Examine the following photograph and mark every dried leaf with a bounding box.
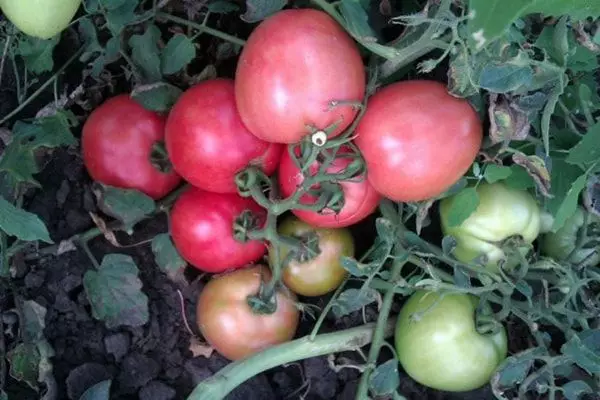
[56,240,77,255]
[415,199,434,234]
[512,153,552,197]
[189,336,214,358]
[88,212,121,247]
[488,94,530,144]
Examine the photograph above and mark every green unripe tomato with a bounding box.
[439,182,541,272]
[540,206,600,267]
[0,0,81,39]
[395,290,508,392]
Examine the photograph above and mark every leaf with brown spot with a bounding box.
[488,94,530,145]
[511,152,552,197]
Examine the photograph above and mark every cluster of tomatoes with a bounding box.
[79,8,509,393]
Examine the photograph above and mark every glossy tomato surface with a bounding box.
[278,146,381,228]
[0,0,81,39]
[165,78,283,193]
[269,216,354,296]
[170,187,267,273]
[355,80,483,202]
[395,290,508,392]
[81,95,181,200]
[196,265,299,360]
[235,9,366,144]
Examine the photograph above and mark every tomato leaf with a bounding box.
[369,359,400,396]
[131,82,182,113]
[566,122,600,167]
[83,254,149,329]
[478,64,533,93]
[0,196,52,243]
[94,185,155,229]
[540,76,566,156]
[241,0,287,23]
[128,24,162,82]
[79,380,112,400]
[161,34,196,75]
[484,164,513,183]
[505,165,535,190]
[511,153,552,198]
[331,287,378,318]
[7,343,40,389]
[562,380,594,400]
[560,329,600,376]
[551,172,588,233]
[151,234,187,282]
[78,17,103,63]
[453,266,471,288]
[492,347,547,389]
[104,0,139,35]
[207,1,240,13]
[16,36,59,74]
[443,187,480,228]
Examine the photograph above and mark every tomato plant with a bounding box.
[169,187,267,273]
[0,0,81,39]
[354,80,482,202]
[395,290,508,392]
[81,94,182,200]
[278,146,380,228]
[165,79,283,193]
[269,216,354,296]
[439,182,541,272]
[196,265,299,360]
[234,9,366,144]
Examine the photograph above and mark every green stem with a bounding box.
[355,250,407,399]
[186,319,396,400]
[0,47,85,126]
[156,12,246,47]
[80,240,100,269]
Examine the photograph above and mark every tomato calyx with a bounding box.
[149,141,173,173]
[233,209,265,243]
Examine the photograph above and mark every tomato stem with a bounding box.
[186,319,396,400]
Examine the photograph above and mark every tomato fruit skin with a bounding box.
[170,187,267,273]
[234,9,366,144]
[269,216,354,296]
[395,290,508,392]
[165,78,283,193]
[81,95,182,200]
[439,182,541,272]
[196,265,299,360]
[540,206,600,267]
[278,146,381,228]
[354,80,482,202]
[0,0,81,39]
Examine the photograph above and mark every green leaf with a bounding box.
[369,359,400,396]
[551,172,588,232]
[541,78,566,156]
[524,0,600,20]
[208,0,240,13]
[151,234,186,278]
[478,64,533,93]
[566,122,600,166]
[17,36,60,74]
[128,24,162,82]
[131,82,183,113]
[562,380,593,400]
[444,187,480,228]
[80,380,112,400]
[546,159,584,225]
[561,329,600,375]
[161,34,196,75]
[340,256,377,277]
[7,343,40,389]
[484,164,513,183]
[0,196,52,243]
[83,254,149,329]
[332,287,378,318]
[96,185,156,228]
[104,0,139,35]
[339,0,377,41]
[241,0,287,23]
[78,17,103,62]
[20,300,47,343]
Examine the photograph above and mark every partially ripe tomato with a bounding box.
[278,146,381,228]
[395,290,508,392]
[81,95,181,200]
[355,80,482,202]
[0,0,81,39]
[170,187,267,273]
[165,79,283,193]
[196,265,299,360]
[269,216,354,296]
[235,9,366,144]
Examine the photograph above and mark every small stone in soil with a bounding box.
[24,269,46,289]
[139,380,176,400]
[336,379,359,400]
[117,352,160,393]
[227,374,276,400]
[66,362,112,400]
[183,359,212,384]
[104,333,131,362]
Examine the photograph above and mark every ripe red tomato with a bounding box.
[269,216,354,297]
[165,78,284,193]
[354,80,483,202]
[196,265,299,360]
[81,95,181,199]
[170,187,267,273]
[234,9,366,144]
[278,146,381,228]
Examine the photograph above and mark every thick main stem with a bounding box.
[186,319,396,400]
